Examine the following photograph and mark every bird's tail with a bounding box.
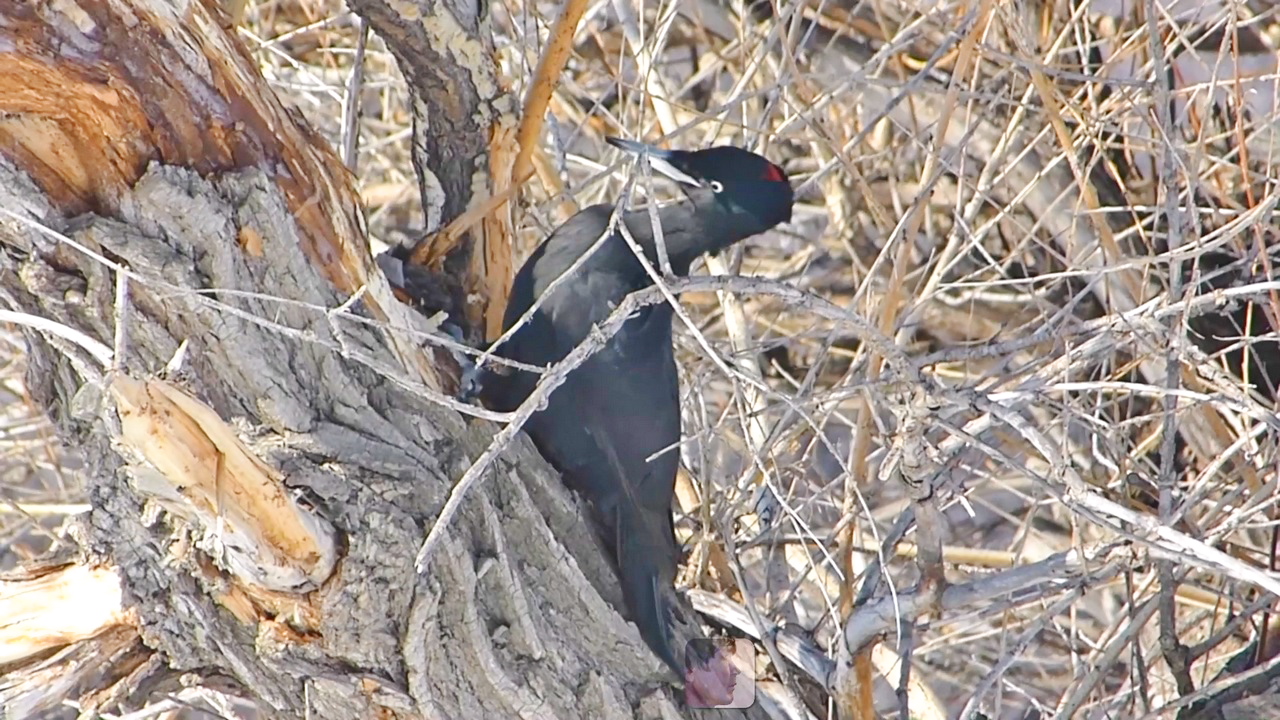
[613,503,683,674]
[582,420,684,675]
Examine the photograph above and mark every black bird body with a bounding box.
[480,138,793,674]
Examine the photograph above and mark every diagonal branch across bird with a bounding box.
[478,136,795,677]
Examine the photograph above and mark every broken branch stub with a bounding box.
[0,563,133,666]
[112,374,338,592]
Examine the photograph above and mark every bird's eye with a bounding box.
[710,180,724,193]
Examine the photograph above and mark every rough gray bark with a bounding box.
[343,0,519,342]
[0,0,717,717]
[342,0,510,234]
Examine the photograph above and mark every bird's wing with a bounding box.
[542,268,635,344]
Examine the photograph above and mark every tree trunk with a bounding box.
[0,0,706,716]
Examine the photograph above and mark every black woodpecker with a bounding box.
[480,136,794,673]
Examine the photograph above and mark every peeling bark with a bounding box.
[344,0,508,233]
[0,0,714,717]
[345,0,520,340]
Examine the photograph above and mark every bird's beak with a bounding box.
[606,136,703,188]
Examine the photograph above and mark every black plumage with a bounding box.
[480,136,794,673]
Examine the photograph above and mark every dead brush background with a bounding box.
[5,0,1280,718]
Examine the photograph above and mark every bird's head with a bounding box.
[606,136,794,234]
